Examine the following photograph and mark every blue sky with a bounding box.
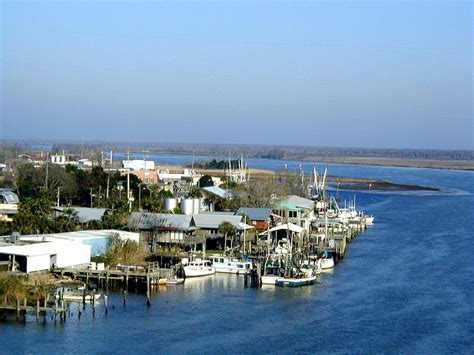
[1,1,472,150]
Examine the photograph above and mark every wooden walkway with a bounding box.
[0,296,66,320]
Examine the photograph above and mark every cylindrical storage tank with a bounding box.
[193,198,200,214]
[164,198,177,212]
[181,198,194,215]
[97,263,105,271]
[90,262,97,270]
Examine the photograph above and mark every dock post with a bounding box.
[104,295,108,315]
[146,273,151,307]
[256,263,262,288]
[36,300,40,320]
[92,290,96,317]
[82,287,86,309]
[126,269,129,290]
[123,290,127,307]
[78,302,82,320]
[16,298,20,319]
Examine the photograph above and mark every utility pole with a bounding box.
[45,152,49,189]
[90,188,94,208]
[106,176,110,200]
[138,184,142,211]
[56,187,61,207]
[127,151,131,212]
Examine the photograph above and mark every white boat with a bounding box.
[320,257,334,270]
[56,287,101,302]
[261,275,280,285]
[183,259,215,278]
[276,274,317,287]
[165,277,185,285]
[365,216,375,225]
[208,255,253,274]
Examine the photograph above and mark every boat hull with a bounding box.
[183,267,215,277]
[261,275,280,285]
[276,275,317,287]
[165,278,185,285]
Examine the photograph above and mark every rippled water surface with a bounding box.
[2,159,473,353]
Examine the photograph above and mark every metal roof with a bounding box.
[0,189,19,204]
[280,195,314,210]
[258,223,304,235]
[236,207,273,221]
[192,213,243,230]
[0,241,88,257]
[128,212,194,231]
[19,229,139,242]
[202,186,232,199]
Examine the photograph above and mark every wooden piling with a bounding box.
[104,295,108,315]
[146,273,151,307]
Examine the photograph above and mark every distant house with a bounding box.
[0,189,19,222]
[127,212,253,252]
[130,170,158,185]
[200,186,233,212]
[127,212,196,252]
[275,195,316,232]
[51,154,67,165]
[157,169,200,184]
[123,159,155,171]
[235,207,279,230]
[17,153,31,161]
[193,213,253,250]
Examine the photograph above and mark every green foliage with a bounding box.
[100,210,129,229]
[173,207,183,214]
[199,175,214,188]
[52,207,79,232]
[188,187,202,198]
[141,196,163,212]
[0,221,12,236]
[105,234,148,265]
[0,272,28,303]
[12,190,54,234]
[195,159,242,170]
[218,221,237,237]
[157,189,173,199]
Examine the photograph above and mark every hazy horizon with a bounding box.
[1,1,472,150]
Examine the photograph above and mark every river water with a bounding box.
[2,155,473,353]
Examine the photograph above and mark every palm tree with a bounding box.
[218,221,238,253]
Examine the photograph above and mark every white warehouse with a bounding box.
[0,240,91,273]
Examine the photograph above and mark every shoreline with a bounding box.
[156,164,440,192]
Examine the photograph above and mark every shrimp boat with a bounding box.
[183,259,215,277]
[276,273,317,287]
[208,255,253,275]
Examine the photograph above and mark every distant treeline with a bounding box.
[2,140,473,162]
[194,159,243,170]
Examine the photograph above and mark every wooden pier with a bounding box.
[0,295,66,321]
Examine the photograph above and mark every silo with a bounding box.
[193,198,201,214]
[181,199,194,215]
[164,198,177,212]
